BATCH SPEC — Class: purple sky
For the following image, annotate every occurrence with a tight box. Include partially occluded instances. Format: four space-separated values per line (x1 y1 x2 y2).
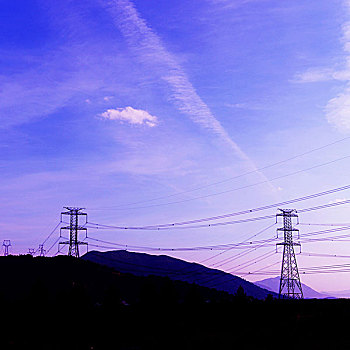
2 0 350 292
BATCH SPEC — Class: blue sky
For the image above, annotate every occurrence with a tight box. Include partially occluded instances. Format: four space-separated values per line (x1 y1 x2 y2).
2 0 350 291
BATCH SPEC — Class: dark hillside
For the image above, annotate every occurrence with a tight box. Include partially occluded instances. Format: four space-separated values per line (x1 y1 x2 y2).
82 250 277 299
0 254 235 305
2 255 350 350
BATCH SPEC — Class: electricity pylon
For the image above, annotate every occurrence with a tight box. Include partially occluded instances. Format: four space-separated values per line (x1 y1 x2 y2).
28 248 35 256
38 244 46 257
59 207 88 258
2 240 11 256
276 209 303 299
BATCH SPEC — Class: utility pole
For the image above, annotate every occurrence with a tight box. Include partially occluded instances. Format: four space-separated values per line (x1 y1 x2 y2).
2 240 11 256
276 209 303 299
28 248 35 256
38 244 46 257
59 207 88 258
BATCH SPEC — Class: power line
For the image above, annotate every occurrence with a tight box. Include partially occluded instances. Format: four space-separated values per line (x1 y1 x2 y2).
299 223 350 227
35 221 62 254
210 243 272 269
258 262 350 275
191 249 276 288
89 154 350 210
86 184 350 230
228 250 276 272
85 235 278 252
301 232 350 244
301 225 350 238
46 237 61 255
87 213 276 231
89 136 350 210
198 223 276 264
238 259 281 277
301 252 350 258
87 198 350 232
83 225 350 257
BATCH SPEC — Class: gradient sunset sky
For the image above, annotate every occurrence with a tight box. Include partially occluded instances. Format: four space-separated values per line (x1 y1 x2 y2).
2 0 350 292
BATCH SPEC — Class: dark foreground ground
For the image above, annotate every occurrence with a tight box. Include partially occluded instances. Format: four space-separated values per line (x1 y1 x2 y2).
1 255 350 350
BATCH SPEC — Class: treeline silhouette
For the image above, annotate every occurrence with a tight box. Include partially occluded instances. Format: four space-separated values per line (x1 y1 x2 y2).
1 255 350 350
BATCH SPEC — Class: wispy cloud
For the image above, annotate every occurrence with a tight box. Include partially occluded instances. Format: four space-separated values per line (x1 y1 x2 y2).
293 1 350 132
206 0 267 10
293 68 335 83
325 6 350 132
100 106 158 127
0 0 141 129
326 88 350 131
104 0 274 188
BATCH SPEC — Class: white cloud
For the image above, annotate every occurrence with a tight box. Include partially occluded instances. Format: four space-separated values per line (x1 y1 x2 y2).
100 106 158 127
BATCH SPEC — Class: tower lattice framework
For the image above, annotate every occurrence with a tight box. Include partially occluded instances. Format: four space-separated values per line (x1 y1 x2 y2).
59 207 88 258
38 244 46 257
276 209 303 299
2 240 11 256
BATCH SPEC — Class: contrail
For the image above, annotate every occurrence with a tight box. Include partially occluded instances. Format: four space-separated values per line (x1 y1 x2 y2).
104 0 274 189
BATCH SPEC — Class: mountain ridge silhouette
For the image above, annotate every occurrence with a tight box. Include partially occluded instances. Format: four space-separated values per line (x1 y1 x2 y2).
82 249 277 299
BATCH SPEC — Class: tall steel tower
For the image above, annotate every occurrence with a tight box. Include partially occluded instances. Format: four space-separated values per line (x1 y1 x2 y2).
59 207 88 258
276 209 303 299
2 240 11 256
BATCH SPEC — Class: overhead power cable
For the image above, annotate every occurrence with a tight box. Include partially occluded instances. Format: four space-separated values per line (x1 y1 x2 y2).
301 232 350 243
35 221 62 254
89 136 350 210
299 223 350 227
228 250 276 273
86 184 350 230
211 243 272 269
46 237 61 255
87 197 350 231
301 225 350 238
258 262 350 274
84 226 350 257
239 259 281 277
92 154 350 210
198 223 276 264
301 252 350 258
195 249 276 287
85 235 277 252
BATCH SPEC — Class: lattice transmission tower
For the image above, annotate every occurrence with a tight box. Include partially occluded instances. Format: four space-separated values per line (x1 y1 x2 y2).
28 248 35 256
2 240 11 256
59 207 88 258
276 209 303 299
38 244 46 257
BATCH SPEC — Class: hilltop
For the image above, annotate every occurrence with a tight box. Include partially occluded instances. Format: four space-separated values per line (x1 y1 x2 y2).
82 249 277 299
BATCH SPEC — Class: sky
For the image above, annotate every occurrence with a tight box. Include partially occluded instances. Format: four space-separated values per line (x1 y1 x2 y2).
2 0 350 292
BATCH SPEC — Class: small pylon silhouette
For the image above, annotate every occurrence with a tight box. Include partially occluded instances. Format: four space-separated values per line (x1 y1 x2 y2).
38 244 46 257
2 240 11 256
28 248 35 256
